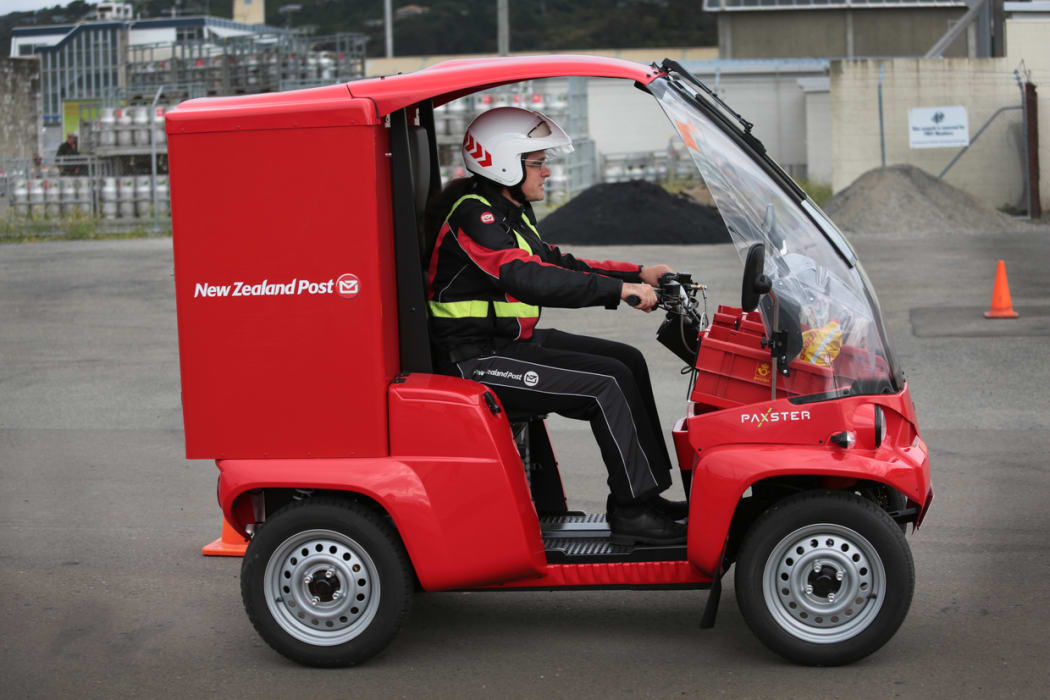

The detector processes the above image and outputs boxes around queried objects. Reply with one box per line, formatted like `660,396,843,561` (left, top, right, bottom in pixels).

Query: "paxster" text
741,409,812,427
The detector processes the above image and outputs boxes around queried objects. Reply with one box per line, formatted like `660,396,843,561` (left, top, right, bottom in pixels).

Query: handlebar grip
626,295,641,306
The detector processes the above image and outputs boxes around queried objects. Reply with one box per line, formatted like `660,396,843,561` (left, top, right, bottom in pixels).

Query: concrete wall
718,9,969,59
233,0,265,26
0,58,40,161
805,89,833,184
590,64,824,177
830,18,1050,212
718,73,810,173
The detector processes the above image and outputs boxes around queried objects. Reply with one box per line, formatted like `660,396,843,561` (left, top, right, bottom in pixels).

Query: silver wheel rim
762,523,886,644
263,529,381,646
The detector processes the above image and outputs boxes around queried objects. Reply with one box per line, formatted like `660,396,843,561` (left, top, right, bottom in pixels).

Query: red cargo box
691,331,833,409
167,87,400,459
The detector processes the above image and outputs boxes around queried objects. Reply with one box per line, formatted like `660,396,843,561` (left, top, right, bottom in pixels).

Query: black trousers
446,328,673,505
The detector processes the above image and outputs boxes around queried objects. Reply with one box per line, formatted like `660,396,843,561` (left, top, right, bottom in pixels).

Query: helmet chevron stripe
464,131,492,167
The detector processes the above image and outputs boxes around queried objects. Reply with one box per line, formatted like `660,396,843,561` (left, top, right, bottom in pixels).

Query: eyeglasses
522,159,548,169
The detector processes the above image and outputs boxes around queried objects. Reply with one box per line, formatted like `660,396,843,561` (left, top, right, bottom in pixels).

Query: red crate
707,322,765,350
713,305,766,336
832,344,890,384
692,331,833,409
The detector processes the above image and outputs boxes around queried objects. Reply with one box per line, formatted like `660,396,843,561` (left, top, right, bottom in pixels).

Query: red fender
218,374,548,591
686,438,931,576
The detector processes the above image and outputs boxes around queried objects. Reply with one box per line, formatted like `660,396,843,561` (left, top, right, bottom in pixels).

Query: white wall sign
908,106,970,149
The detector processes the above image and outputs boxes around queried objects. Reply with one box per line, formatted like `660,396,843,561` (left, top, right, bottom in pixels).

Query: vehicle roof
167,55,662,130
349,54,662,117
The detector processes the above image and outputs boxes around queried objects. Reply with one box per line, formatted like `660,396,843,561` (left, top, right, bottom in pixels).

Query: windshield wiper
655,59,806,203
658,58,755,135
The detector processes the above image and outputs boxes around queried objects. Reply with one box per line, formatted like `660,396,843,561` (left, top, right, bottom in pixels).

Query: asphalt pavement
1,230,1049,698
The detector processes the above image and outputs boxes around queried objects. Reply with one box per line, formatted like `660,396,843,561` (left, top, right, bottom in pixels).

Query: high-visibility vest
427,194,541,320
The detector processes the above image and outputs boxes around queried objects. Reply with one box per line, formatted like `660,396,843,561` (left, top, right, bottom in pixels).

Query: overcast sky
4,1,101,13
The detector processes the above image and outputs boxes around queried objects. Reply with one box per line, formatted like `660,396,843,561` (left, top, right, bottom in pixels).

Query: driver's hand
622,282,658,312
640,264,675,287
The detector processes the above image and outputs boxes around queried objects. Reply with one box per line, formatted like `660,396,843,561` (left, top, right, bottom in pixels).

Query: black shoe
651,495,689,521
607,500,687,546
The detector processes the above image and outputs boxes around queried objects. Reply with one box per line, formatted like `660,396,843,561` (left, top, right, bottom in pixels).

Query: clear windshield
650,75,900,396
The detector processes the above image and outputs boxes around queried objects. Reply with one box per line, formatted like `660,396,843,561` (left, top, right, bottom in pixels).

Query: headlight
874,405,885,448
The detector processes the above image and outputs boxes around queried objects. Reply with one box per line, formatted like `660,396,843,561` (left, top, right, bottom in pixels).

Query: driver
425,106,687,545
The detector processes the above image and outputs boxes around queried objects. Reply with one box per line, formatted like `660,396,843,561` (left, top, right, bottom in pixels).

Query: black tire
241,497,413,667
734,490,914,666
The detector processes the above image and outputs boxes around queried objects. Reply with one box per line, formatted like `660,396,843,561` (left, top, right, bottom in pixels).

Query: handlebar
625,273,706,326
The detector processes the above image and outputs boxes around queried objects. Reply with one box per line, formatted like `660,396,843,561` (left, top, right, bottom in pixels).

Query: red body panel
480,561,710,589
217,374,547,591
165,84,377,134
168,93,398,459
349,55,659,116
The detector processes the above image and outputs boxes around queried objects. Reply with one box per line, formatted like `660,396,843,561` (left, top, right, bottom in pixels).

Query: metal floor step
539,512,610,538
540,512,686,564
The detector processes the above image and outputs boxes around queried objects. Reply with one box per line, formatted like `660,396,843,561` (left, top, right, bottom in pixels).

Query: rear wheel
735,490,914,666
241,498,413,667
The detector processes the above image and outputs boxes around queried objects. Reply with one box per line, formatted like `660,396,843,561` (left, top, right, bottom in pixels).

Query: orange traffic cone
984,260,1019,319
202,517,249,557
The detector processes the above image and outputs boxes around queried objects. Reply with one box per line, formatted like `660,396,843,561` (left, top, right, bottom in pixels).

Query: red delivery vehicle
167,56,932,667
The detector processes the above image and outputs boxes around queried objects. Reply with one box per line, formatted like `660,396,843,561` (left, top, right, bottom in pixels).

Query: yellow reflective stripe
444,193,492,226
521,212,541,240
429,300,539,319
427,300,491,318
494,301,539,318
512,229,531,252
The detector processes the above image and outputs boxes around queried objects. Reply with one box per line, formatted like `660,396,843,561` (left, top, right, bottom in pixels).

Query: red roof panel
349,54,661,116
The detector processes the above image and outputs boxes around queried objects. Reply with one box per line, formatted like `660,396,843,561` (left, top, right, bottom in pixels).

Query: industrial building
9,2,366,144
705,0,1002,59
3,2,367,227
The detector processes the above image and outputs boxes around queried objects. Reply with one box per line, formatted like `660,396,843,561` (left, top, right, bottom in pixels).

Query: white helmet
461,107,573,187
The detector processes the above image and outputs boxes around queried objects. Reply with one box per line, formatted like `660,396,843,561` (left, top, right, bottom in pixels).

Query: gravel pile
823,164,1020,237
540,180,730,245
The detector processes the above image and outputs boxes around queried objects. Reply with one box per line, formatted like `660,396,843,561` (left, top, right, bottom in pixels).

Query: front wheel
735,490,914,666
241,497,413,667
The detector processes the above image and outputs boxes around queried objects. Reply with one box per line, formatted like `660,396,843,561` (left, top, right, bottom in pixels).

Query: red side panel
388,374,548,588
168,95,398,459
216,375,547,591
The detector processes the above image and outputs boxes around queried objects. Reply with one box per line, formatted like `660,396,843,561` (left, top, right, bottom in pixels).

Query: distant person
425,107,688,545
56,134,80,175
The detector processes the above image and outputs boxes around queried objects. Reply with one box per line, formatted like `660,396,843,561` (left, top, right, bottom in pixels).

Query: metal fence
31,21,367,125
1,155,171,227
126,32,367,99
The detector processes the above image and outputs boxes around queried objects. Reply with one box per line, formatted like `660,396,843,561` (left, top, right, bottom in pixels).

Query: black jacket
426,178,642,353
